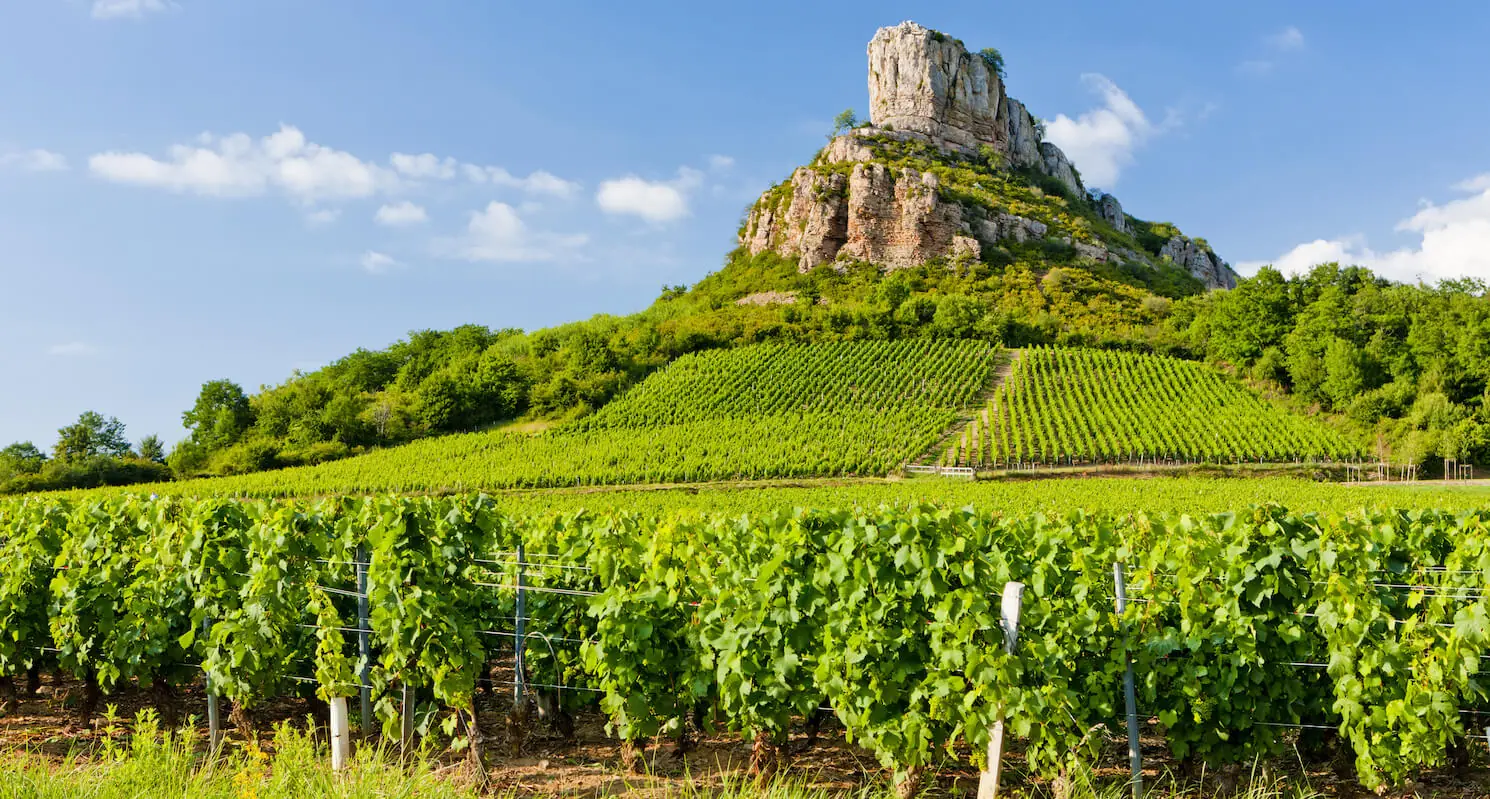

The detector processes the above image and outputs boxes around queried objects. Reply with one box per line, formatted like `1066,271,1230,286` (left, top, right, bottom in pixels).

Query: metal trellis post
356,544,372,736
400,683,416,756
1115,563,1143,799
513,541,528,707
203,615,221,751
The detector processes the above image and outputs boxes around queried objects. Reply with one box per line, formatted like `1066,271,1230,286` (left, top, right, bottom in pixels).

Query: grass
0,705,1339,799
0,706,1344,799
0,712,484,799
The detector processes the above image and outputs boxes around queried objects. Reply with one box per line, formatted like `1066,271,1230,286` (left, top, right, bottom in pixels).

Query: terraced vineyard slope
942,346,1361,467
104,340,998,498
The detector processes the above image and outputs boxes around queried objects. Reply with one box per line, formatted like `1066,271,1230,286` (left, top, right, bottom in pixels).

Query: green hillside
941,346,1361,468
62,338,1381,500
100,340,997,498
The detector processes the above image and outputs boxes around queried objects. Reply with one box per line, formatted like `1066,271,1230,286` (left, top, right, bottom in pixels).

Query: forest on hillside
1,257,1486,494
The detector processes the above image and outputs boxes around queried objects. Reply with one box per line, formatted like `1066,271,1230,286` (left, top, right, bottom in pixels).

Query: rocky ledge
739,21,1240,291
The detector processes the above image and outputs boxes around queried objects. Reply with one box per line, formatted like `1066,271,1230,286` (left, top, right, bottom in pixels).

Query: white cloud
374,201,428,227
596,167,704,223
91,0,172,19
360,251,400,274
1237,238,1359,277
1237,174,1490,284
48,341,97,357
447,202,587,263
305,208,341,226
89,125,400,203
390,152,579,198
0,149,69,172
1454,174,1490,193
1238,26,1306,76
390,153,458,180
708,154,735,171
1043,74,1159,188
1267,26,1306,51
464,166,580,198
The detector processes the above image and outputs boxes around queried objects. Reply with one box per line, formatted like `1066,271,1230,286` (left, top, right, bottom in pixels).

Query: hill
100,340,998,498
67,339,1376,500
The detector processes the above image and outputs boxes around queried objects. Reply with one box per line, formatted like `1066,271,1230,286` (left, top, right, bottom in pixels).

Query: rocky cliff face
739,20,1239,291
1161,235,1238,290
862,21,1079,195
866,23,1005,154
740,162,977,271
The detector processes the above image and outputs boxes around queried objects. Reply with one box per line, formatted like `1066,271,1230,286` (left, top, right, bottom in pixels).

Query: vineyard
488,475,1490,522
5,493,1490,793
88,340,997,499
941,347,1361,468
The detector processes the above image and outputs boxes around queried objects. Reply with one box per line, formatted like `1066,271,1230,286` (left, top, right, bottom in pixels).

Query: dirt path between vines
907,348,1021,469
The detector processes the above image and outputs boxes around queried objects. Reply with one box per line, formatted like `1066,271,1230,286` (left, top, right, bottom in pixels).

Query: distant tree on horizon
53,411,131,463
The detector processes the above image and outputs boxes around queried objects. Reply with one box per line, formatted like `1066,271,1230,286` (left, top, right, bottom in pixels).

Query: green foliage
697,511,832,749
182,380,254,452
831,109,858,138
0,500,62,678
952,346,1360,467
363,496,494,736
136,435,166,464
13,492,1490,791
199,501,319,710
0,442,46,478
1133,509,1331,763
88,341,996,498
585,516,710,742
978,47,1006,80
53,411,131,463
1176,263,1490,465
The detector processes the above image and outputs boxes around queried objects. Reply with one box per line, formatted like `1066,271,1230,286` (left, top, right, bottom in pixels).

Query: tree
53,411,131,463
979,47,1006,80
182,379,254,452
932,295,984,338
831,109,859,138
137,434,166,464
0,441,46,478
1322,338,1371,410
1206,267,1294,367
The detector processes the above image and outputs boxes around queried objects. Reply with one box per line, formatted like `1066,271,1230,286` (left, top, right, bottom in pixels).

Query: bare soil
3,675,1489,797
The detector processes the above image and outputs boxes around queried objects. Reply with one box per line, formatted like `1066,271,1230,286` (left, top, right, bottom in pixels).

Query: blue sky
4,0,1490,450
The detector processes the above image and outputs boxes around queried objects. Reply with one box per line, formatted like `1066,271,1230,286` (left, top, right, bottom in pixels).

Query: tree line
0,411,170,494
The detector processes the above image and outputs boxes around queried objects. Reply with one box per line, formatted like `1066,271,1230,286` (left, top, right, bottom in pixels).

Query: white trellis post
977,582,1026,799
329,696,351,770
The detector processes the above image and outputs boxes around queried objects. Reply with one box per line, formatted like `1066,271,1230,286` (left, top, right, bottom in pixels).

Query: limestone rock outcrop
739,167,848,271
1097,193,1128,234
867,22,1006,155
1002,97,1044,170
1039,142,1083,198
973,212,1047,245
738,20,1238,292
1161,236,1240,290
735,291,798,307
742,163,980,272
839,165,963,269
